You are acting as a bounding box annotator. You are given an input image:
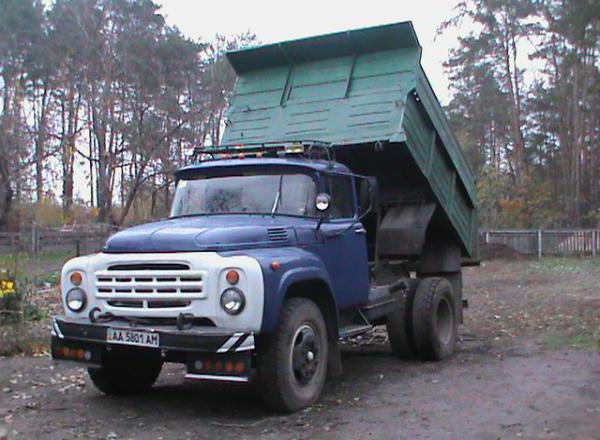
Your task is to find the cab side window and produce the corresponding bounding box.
[328,175,355,219]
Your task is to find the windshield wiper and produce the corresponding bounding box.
[271,175,284,217]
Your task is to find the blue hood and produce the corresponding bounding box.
[103,215,320,253]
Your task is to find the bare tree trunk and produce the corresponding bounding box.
[501,16,526,186]
[61,83,82,222]
[34,80,50,205]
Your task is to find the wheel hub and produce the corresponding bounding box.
[291,324,320,385]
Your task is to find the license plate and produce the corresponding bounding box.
[106,328,159,348]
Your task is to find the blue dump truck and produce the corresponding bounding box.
[51,22,478,412]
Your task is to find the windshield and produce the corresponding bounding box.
[170,173,317,218]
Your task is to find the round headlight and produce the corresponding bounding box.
[220,288,245,315]
[66,288,87,312]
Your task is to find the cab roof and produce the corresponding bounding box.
[175,157,352,179]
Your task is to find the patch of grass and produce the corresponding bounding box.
[541,315,600,351]
[527,257,600,275]
[0,250,73,282]
[543,330,600,350]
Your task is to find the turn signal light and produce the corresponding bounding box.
[70,272,83,286]
[56,346,91,361]
[225,270,240,285]
[192,358,247,374]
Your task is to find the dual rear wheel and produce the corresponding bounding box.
[387,277,458,361]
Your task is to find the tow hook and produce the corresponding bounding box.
[177,313,195,330]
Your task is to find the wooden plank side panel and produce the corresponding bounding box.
[222,49,419,146]
[291,56,355,86]
[231,90,284,109]
[403,96,474,256]
[402,98,432,170]
[352,48,419,79]
[415,69,477,206]
[235,66,290,95]
[453,187,471,232]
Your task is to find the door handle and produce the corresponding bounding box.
[354,226,367,235]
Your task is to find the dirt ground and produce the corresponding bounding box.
[1,258,599,439]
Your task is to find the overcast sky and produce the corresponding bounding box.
[157,0,465,104]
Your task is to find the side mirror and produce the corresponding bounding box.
[315,193,331,212]
[359,176,378,216]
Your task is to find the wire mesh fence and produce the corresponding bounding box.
[481,229,599,258]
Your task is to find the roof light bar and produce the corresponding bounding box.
[190,140,334,165]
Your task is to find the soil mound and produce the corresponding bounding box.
[479,243,528,260]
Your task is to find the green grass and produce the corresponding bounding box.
[1,250,70,328]
[0,250,73,285]
[527,257,600,275]
[543,330,600,350]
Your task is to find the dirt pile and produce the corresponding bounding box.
[479,243,528,260]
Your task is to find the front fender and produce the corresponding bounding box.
[221,248,335,333]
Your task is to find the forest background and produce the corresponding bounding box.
[0,0,598,231]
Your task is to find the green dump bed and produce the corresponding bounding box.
[222,22,478,259]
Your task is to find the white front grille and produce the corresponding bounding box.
[95,269,207,303]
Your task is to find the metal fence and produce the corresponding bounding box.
[482,229,599,257]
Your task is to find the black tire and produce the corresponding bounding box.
[88,348,163,395]
[256,298,328,413]
[386,278,419,359]
[412,277,458,361]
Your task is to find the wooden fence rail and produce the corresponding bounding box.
[481,229,599,257]
[0,228,116,256]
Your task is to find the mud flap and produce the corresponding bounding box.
[327,338,343,378]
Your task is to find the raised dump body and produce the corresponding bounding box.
[223,21,477,260]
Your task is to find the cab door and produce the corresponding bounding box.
[317,174,370,309]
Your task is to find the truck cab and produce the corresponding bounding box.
[51,22,478,413]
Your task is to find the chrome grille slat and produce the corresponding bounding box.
[95,266,207,309]
[95,281,205,290]
[97,292,204,300]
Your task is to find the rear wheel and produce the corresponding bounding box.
[88,348,162,395]
[411,277,458,361]
[386,278,419,359]
[256,298,328,413]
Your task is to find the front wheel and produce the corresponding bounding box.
[88,348,163,395]
[256,298,328,413]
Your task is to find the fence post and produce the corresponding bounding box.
[537,229,543,258]
[593,230,597,258]
[485,231,490,244]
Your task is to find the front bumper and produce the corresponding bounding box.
[51,316,255,380]
[52,316,255,353]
